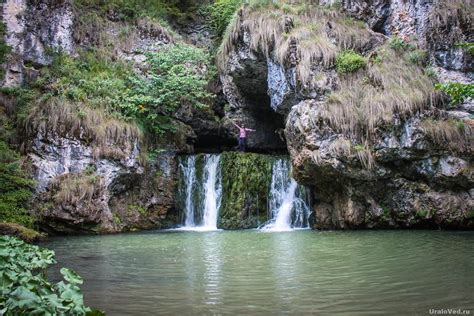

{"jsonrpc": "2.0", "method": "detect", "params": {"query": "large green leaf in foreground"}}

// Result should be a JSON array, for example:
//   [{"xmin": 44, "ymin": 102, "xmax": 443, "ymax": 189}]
[{"xmin": 0, "ymin": 235, "xmax": 104, "ymax": 315}]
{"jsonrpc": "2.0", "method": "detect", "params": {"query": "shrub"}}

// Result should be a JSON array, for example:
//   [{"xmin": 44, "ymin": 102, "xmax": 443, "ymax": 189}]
[
  {"xmin": 425, "ymin": 66, "xmax": 437, "ymax": 79},
  {"xmin": 36, "ymin": 50, "xmax": 132, "ymax": 110},
  {"xmin": 435, "ymin": 82, "xmax": 474, "ymax": 106},
  {"xmin": 122, "ymin": 44, "xmax": 216, "ymax": 135},
  {"xmin": 0, "ymin": 141, "xmax": 35, "ymax": 228},
  {"xmin": 389, "ymin": 37, "xmax": 416, "ymax": 51},
  {"xmin": 209, "ymin": 0, "xmax": 243, "ymax": 37},
  {"xmin": 389, "ymin": 37, "xmax": 406, "ymax": 50},
  {"xmin": 415, "ymin": 209, "xmax": 429, "ymax": 219},
  {"xmin": 408, "ymin": 49, "xmax": 428, "ymax": 65},
  {"xmin": 336, "ymin": 50, "xmax": 366, "ymax": 74},
  {"xmin": 0, "ymin": 235, "xmax": 103, "ymax": 315},
  {"xmin": 35, "ymin": 44, "xmax": 215, "ymax": 138}
]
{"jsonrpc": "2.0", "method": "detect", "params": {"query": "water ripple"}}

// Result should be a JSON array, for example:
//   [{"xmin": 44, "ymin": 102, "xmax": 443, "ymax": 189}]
[{"xmin": 42, "ymin": 230, "xmax": 474, "ymax": 315}]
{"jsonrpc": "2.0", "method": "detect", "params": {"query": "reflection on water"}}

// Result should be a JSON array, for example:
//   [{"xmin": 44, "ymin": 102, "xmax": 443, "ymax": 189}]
[
  {"xmin": 42, "ymin": 230, "xmax": 474, "ymax": 315},
  {"xmin": 203, "ymin": 233, "xmax": 222, "ymax": 307}
]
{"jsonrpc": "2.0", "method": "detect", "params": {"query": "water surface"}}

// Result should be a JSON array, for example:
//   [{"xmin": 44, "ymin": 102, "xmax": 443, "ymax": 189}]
[{"xmin": 42, "ymin": 230, "xmax": 474, "ymax": 315}]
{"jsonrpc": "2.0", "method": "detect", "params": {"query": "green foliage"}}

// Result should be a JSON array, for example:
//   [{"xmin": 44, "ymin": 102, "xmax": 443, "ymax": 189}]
[
  {"xmin": 381, "ymin": 206, "xmax": 391, "ymax": 221},
  {"xmin": 208, "ymin": 0, "xmax": 243, "ymax": 37},
  {"xmin": 336, "ymin": 50, "xmax": 366, "ymax": 74},
  {"xmin": 74, "ymin": 0, "xmax": 198, "ymax": 22},
  {"xmin": 415, "ymin": 209, "xmax": 429, "ymax": 219},
  {"xmin": 128, "ymin": 204, "xmax": 147, "ymax": 216},
  {"xmin": 0, "ymin": 17, "xmax": 11, "ymax": 80},
  {"xmin": 389, "ymin": 37, "xmax": 416, "ymax": 51},
  {"xmin": 435, "ymin": 82, "xmax": 474, "ymax": 106},
  {"xmin": 0, "ymin": 87, "xmax": 37, "ymax": 229},
  {"xmin": 147, "ymin": 148, "xmax": 166, "ymax": 162},
  {"xmin": 121, "ymin": 44, "xmax": 215, "ymax": 136},
  {"xmin": 35, "ymin": 50, "xmax": 131, "ymax": 111},
  {"xmin": 35, "ymin": 44, "xmax": 215, "ymax": 137},
  {"xmin": 353, "ymin": 144, "xmax": 365, "ymax": 151},
  {"xmin": 455, "ymin": 42, "xmax": 474, "ymax": 56},
  {"xmin": 425, "ymin": 66, "xmax": 437, "ymax": 79},
  {"xmin": 467, "ymin": 209, "xmax": 474, "ymax": 220},
  {"xmin": 0, "ymin": 141, "xmax": 35, "ymax": 228},
  {"xmin": 219, "ymin": 152, "xmax": 273, "ymax": 229},
  {"xmin": 0, "ymin": 235, "xmax": 103, "ymax": 315},
  {"xmin": 408, "ymin": 50, "xmax": 428, "ymax": 65},
  {"xmin": 389, "ymin": 37, "xmax": 405, "ymax": 50}
]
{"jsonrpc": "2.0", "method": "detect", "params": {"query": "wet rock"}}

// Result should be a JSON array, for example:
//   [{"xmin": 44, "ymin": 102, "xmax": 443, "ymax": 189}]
[
  {"xmin": 286, "ymin": 99, "xmax": 473, "ymax": 230},
  {"xmin": 218, "ymin": 152, "xmax": 273, "ymax": 229}
]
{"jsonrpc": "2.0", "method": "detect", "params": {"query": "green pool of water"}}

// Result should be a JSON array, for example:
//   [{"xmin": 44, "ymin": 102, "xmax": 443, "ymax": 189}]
[{"xmin": 42, "ymin": 230, "xmax": 474, "ymax": 315}]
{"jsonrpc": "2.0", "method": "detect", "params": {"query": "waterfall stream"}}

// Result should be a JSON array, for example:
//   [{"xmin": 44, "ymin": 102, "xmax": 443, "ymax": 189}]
[
  {"xmin": 180, "ymin": 156, "xmax": 197, "ymax": 227},
  {"xmin": 201, "ymin": 155, "xmax": 222, "ymax": 230},
  {"xmin": 261, "ymin": 158, "xmax": 310, "ymax": 231},
  {"xmin": 178, "ymin": 154, "xmax": 222, "ymax": 230},
  {"xmin": 178, "ymin": 154, "xmax": 309, "ymax": 231}
]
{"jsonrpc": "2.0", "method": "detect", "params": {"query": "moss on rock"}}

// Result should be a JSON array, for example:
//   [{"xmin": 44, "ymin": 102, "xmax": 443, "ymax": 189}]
[
  {"xmin": 218, "ymin": 152, "xmax": 273, "ymax": 229},
  {"xmin": 0, "ymin": 223, "xmax": 44, "ymax": 242}
]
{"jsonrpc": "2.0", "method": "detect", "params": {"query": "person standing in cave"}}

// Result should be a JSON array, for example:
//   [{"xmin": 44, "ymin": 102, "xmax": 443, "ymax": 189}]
[{"xmin": 231, "ymin": 121, "xmax": 255, "ymax": 152}]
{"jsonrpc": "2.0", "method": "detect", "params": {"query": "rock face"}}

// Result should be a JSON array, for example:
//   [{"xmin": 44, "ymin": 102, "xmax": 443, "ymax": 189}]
[
  {"xmin": 286, "ymin": 100, "xmax": 473, "ymax": 229},
  {"xmin": 1, "ymin": 0, "xmax": 472, "ymax": 233},
  {"xmin": 2, "ymin": 0, "xmax": 75, "ymax": 86},
  {"xmin": 218, "ymin": 152, "xmax": 272, "ymax": 229},
  {"xmin": 0, "ymin": 0, "xmax": 190, "ymax": 234},
  {"xmin": 219, "ymin": 25, "xmax": 290, "ymax": 152},
  {"xmin": 30, "ymin": 130, "xmax": 178, "ymax": 234},
  {"xmin": 342, "ymin": 0, "xmax": 473, "ymax": 88},
  {"xmin": 219, "ymin": 1, "xmax": 473, "ymax": 229}
]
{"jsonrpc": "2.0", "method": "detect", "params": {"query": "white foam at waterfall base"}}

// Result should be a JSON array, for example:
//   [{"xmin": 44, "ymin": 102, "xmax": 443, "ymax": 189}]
[
  {"xmin": 261, "ymin": 158, "xmax": 310, "ymax": 232},
  {"xmin": 177, "ymin": 154, "xmax": 222, "ymax": 232}
]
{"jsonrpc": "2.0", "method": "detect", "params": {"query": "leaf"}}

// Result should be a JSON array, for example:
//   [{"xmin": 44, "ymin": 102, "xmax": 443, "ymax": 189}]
[
  {"xmin": 60, "ymin": 268, "xmax": 84, "ymax": 285},
  {"xmin": 7, "ymin": 286, "xmax": 41, "ymax": 309},
  {"xmin": 87, "ymin": 309, "xmax": 107, "ymax": 316}
]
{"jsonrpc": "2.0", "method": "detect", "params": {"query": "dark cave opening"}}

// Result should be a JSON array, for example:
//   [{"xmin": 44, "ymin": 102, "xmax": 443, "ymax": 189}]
[
  {"xmin": 229, "ymin": 57, "xmax": 288, "ymax": 154},
  {"xmin": 193, "ymin": 55, "xmax": 288, "ymax": 154}
]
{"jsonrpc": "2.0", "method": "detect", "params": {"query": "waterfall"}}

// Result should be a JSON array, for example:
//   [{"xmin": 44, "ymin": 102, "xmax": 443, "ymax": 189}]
[
  {"xmin": 201, "ymin": 155, "xmax": 222, "ymax": 230},
  {"xmin": 178, "ymin": 154, "xmax": 222, "ymax": 231},
  {"xmin": 179, "ymin": 156, "xmax": 197, "ymax": 227},
  {"xmin": 261, "ymin": 158, "xmax": 310, "ymax": 231}
]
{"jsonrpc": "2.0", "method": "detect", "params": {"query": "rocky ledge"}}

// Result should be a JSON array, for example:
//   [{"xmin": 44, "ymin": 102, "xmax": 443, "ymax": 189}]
[{"xmin": 218, "ymin": 1, "xmax": 473, "ymax": 229}]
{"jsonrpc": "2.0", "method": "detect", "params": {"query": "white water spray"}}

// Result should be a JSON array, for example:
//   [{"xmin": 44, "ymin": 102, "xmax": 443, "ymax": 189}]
[
  {"xmin": 180, "ymin": 156, "xmax": 197, "ymax": 227},
  {"xmin": 178, "ymin": 154, "xmax": 222, "ymax": 231},
  {"xmin": 201, "ymin": 155, "xmax": 222, "ymax": 230},
  {"xmin": 261, "ymin": 158, "xmax": 310, "ymax": 231}
]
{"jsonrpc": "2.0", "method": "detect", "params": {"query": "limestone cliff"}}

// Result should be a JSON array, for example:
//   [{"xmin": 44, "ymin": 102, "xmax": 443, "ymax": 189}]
[
  {"xmin": 0, "ymin": 0, "xmax": 216, "ymax": 234},
  {"xmin": 1, "ymin": 0, "xmax": 472, "ymax": 233},
  {"xmin": 218, "ymin": 0, "xmax": 473, "ymax": 229}
]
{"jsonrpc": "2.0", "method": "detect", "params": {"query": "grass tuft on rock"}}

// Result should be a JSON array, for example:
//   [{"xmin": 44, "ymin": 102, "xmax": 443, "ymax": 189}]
[
  {"xmin": 421, "ymin": 119, "xmax": 472, "ymax": 152},
  {"xmin": 336, "ymin": 50, "xmax": 366, "ymax": 74},
  {"xmin": 217, "ymin": 1, "xmax": 374, "ymax": 86}
]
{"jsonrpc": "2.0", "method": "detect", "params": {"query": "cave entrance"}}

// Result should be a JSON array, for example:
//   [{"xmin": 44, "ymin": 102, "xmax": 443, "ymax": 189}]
[{"xmin": 231, "ymin": 58, "xmax": 288, "ymax": 154}]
